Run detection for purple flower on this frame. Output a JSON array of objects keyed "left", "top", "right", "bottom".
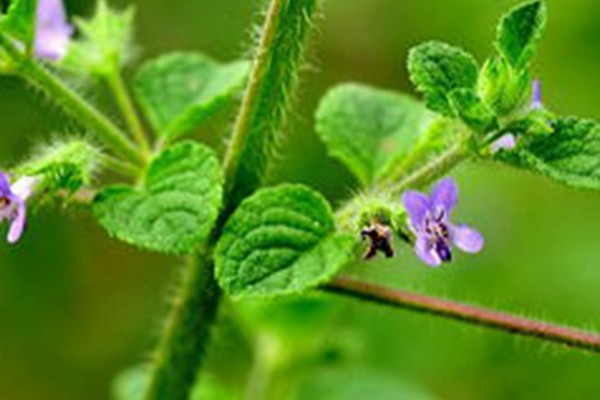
[
  {"left": 402, "top": 178, "right": 483, "bottom": 267},
  {"left": 490, "top": 133, "right": 517, "bottom": 153},
  {"left": 0, "top": 172, "right": 38, "bottom": 244},
  {"left": 34, "top": 0, "right": 73, "bottom": 61},
  {"left": 531, "top": 79, "right": 542, "bottom": 110}
]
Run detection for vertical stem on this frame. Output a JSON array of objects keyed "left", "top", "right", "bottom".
[
  {"left": 143, "top": 1, "right": 321, "bottom": 398},
  {"left": 105, "top": 71, "right": 152, "bottom": 157},
  {"left": 143, "top": 254, "right": 221, "bottom": 400},
  {"left": 0, "top": 34, "right": 144, "bottom": 165},
  {"left": 222, "top": 0, "right": 321, "bottom": 212}
]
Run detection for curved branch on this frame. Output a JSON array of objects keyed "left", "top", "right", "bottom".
[{"left": 323, "top": 276, "right": 600, "bottom": 353}]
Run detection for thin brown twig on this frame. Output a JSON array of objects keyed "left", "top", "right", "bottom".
[{"left": 322, "top": 276, "right": 600, "bottom": 354}]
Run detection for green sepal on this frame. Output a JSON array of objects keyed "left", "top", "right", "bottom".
[
  {"left": 477, "top": 56, "right": 530, "bottom": 115},
  {"left": 60, "top": 0, "right": 135, "bottom": 77},
  {"left": 16, "top": 138, "right": 100, "bottom": 194}
]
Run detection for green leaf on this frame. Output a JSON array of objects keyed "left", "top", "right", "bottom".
[
  {"left": 60, "top": 0, "right": 135, "bottom": 76},
  {"left": 0, "top": 0, "right": 38, "bottom": 49},
  {"left": 215, "top": 184, "right": 356, "bottom": 298},
  {"left": 112, "top": 366, "right": 233, "bottom": 400},
  {"left": 448, "top": 88, "right": 497, "bottom": 133},
  {"left": 112, "top": 366, "right": 147, "bottom": 400},
  {"left": 496, "top": 0, "right": 546, "bottom": 68},
  {"left": 315, "top": 83, "right": 434, "bottom": 185},
  {"left": 497, "top": 117, "right": 600, "bottom": 189},
  {"left": 292, "top": 368, "right": 438, "bottom": 400},
  {"left": 93, "top": 141, "right": 223, "bottom": 254},
  {"left": 408, "top": 41, "right": 479, "bottom": 115},
  {"left": 133, "top": 52, "right": 249, "bottom": 140},
  {"left": 237, "top": 295, "right": 341, "bottom": 342},
  {"left": 16, "top": 139, "right": 100, "bottom": 193}
]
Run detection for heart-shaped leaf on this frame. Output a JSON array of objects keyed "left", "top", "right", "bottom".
[
  {"left": 93, "top": 141, "right": 223, "bottom": 254},
  {"left": 215, "top": 184, "right": 356, "bottom": 299},
  {"left": 134, "top": 52, "right": 249, "bottom": 140}
]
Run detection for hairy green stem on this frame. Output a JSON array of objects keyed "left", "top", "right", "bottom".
[
  {"left": 222, "top": 0, "right": 321, "bottom": 212},
  {"left": 336, "top": 142, "right": 469, "bottom": 230},
  {"left": 0, "top": 34, "right": 144, "bottom": 165},
  {"left": 105, "top": 71, "right": 152, "bottom": 157},
  {"left": 324, "top": 277, "right": 600, "bottom": 353},
  {"left": 386, "top": 141, "right": 469, "bottom": 197},
  {"left": 143, "top": 1, "right": 321, "bottom": 398},
  {"left": 143, "top": 254, "right": 221, "bottom": 400}
]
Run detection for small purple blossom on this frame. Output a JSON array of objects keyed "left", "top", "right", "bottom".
[
  {"left": 402, "top": 178, "right": 483, "bottom": 267},
  {"left": 34, "top": 0, "right": 74, "bottom": 61},
  {"left": 490, "top": 133, "right": 517, "bottom": 152},
  {"left": 531, "top": 79, "right": 543, "bottom": 110},
  {"left": 0, "top": 172, "right": 38, "bottom": 244}
]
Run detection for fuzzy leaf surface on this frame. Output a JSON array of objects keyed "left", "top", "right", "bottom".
[
  {"left": 497, "top": 117, "right": 600, "bottom": 189},
  {"left": 449, "top": 88, "right": 497, "bottom": 133},
  {"left": 496, "top": 0, "right": 546, "bottom": 68},
  {"left": 17, "top": 139, "right": 99, "bottom": 193},
  {"left": 215, "top": 184, "right": 356, "bottom": 298},
  {"left": 316, "top": 83, "right": 434, "bottom": 185},
  {"left": 408, "top": 41, "right": 479, "bottom": 115},
  {"left": 134, "top": 52, "right": 249, "bottom": 140},
  {"left": 94, "top": 141, "right": 223, "bottom": 254},
  {"left": 60, "top": 0, "right": 135, "bottom": 76}
]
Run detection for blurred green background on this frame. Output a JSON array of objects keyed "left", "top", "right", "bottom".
[{"left": 1, "top": 0, "right": 599, "bottom": 399}]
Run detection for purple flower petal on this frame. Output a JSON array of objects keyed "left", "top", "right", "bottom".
[
  {"left": 7, "top": 199, "right": 26, "bottom": 244},
  {"left": 402, "top": 191, "right": 430, "bottom": 229},
  {"left": 451, "top": 224, "right": 484, "bottom": 253},
  {"left": 0, "top": 171, "right": 11, "bottom": 195},
  {"left": 430, "top": 177, "right": 458, "bottom": 216},
  {"left": 531, "top": 79, "right": 542, "bottom": 109},
  {"left": 34, "top": 0, "right": 73, "bottom": 61},
  {"left": 38, "top": 0, "right": 68, "bottom": 22},
  {"left": 11, "top": 177, "right": 38, "bottom": 200},
  {"left": 490, "top": 134, "right": 517, "bottom": 153},
  {"left": 415, "top": 236, "right": 442, "bottom": 267}
]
